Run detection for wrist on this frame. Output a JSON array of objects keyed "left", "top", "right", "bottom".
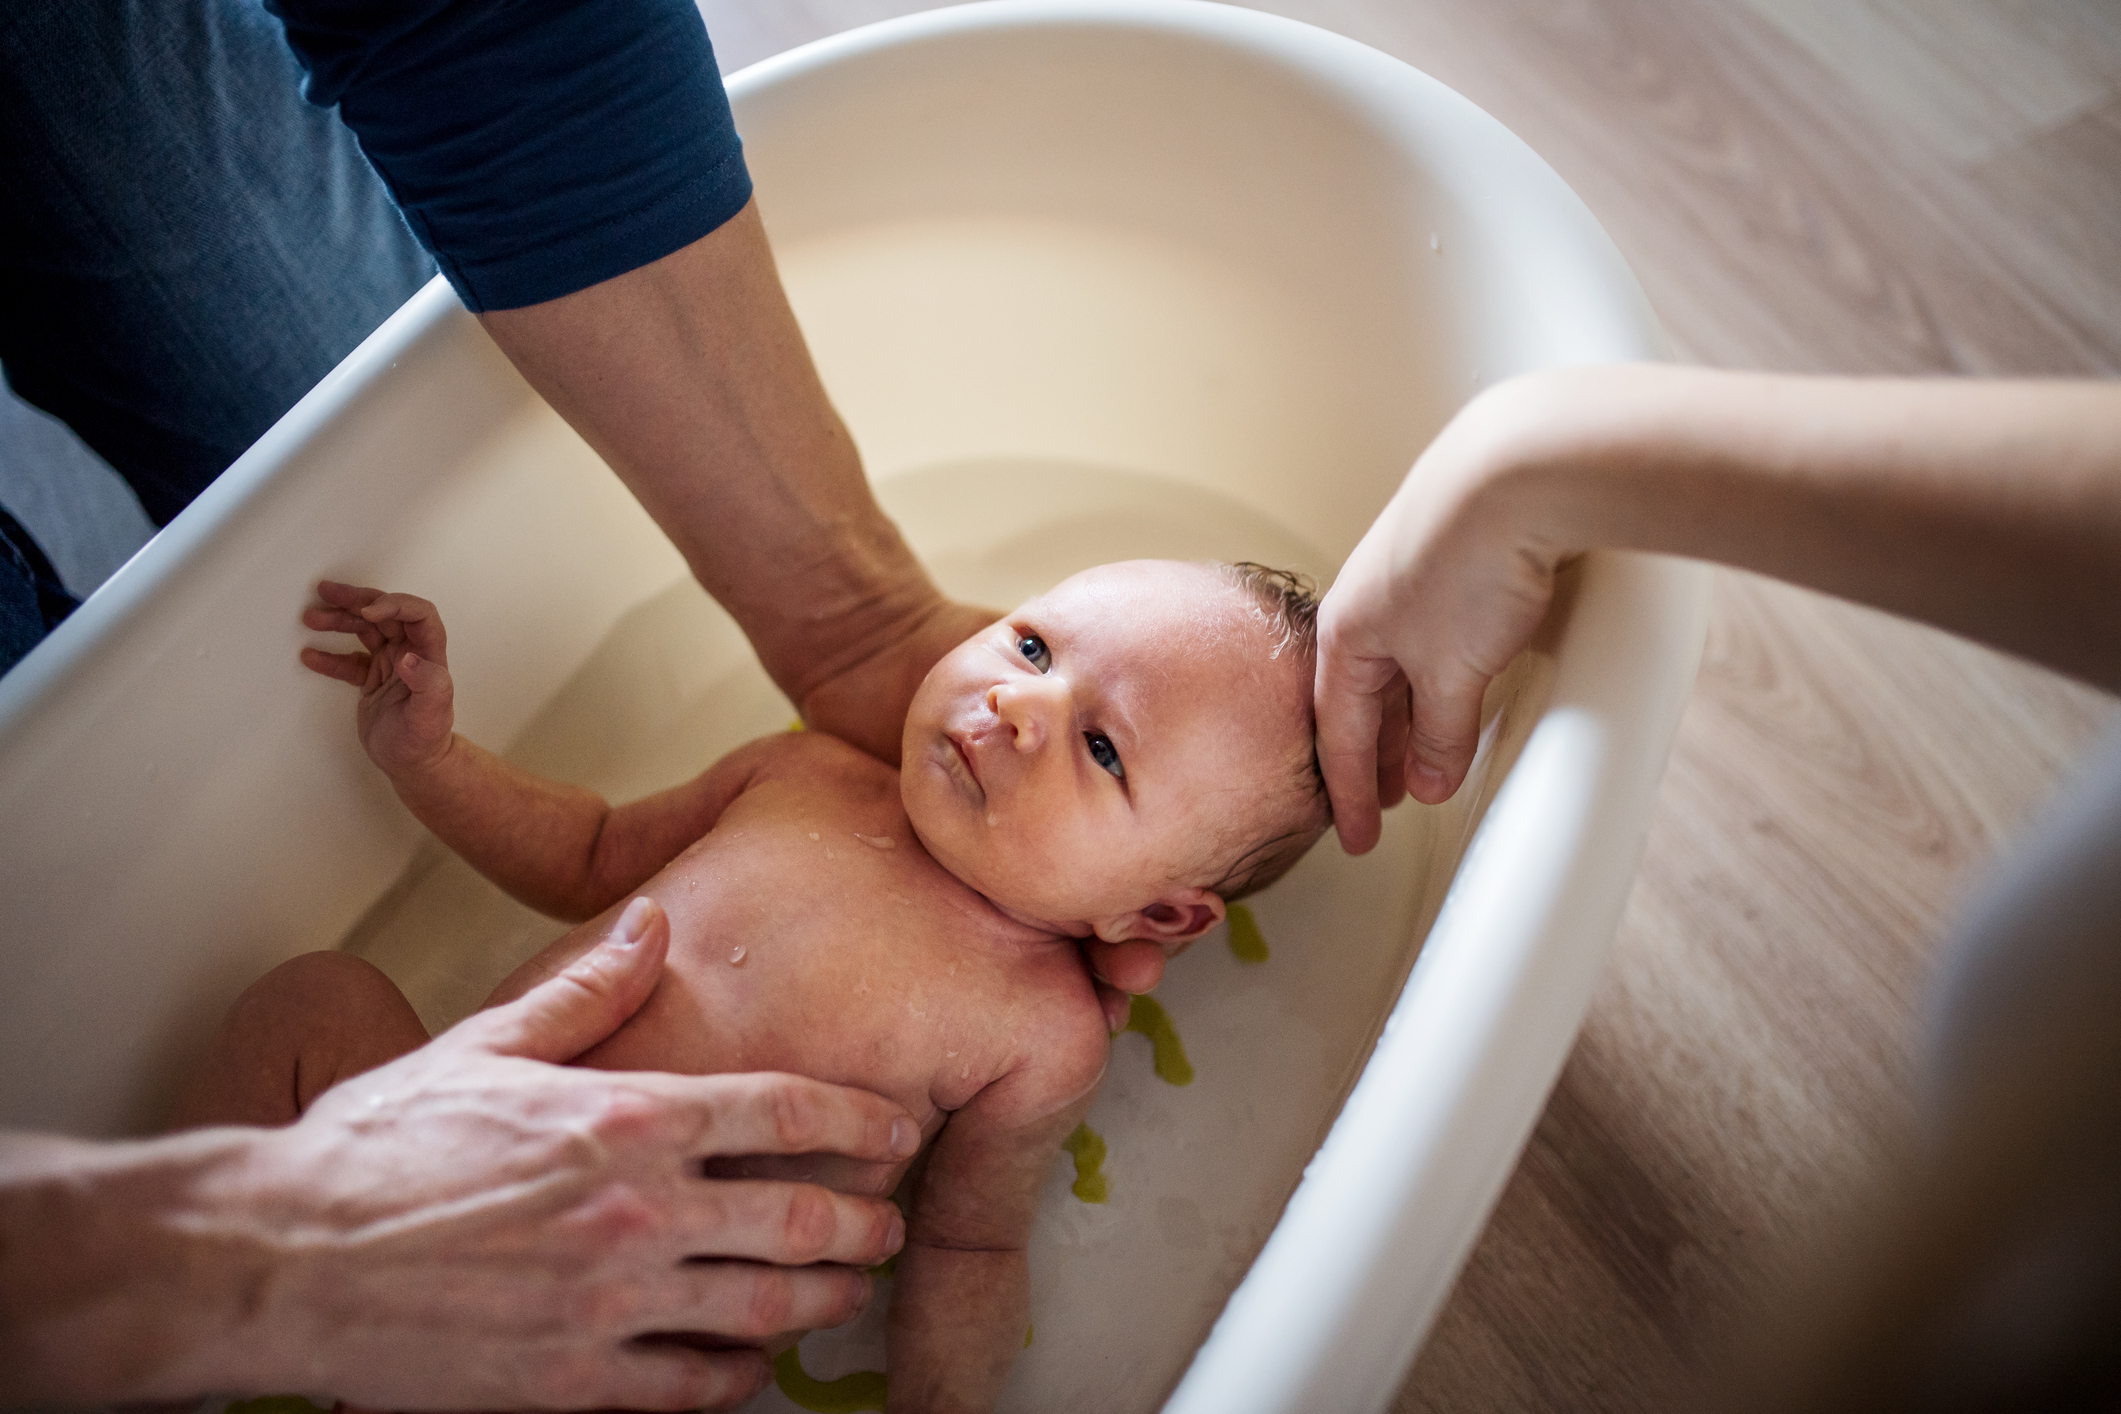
[
  {"left": 384, "top": 731, "right": 462, "bottom": 800},
  {"left": 0, "top": 1128, "right": 290, "bottom": 1403},
  {"left": 1452, "top": 363, "right": 1708, "bottom": 563}
]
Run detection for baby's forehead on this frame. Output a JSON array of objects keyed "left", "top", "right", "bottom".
[
  {"left": 1027, "top": 560, "right": 1243, "bottom": 628},
  {"left": 1036, "top": 561, "right": 1311, "bottom": 726}
]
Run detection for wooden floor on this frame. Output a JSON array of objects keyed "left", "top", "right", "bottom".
[
  {"left": 697, "top": 0, "right": 2121, "bottom": 1406},
  {"left": 8, "top": 0, "right": 2105, "bottom": 1405}
]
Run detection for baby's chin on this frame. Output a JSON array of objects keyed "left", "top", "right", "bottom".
[{"left": 899, "top": 790, "right": 1106, "bottom": 932}]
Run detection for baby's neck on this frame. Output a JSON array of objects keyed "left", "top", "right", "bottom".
[{"left": 893, "top": 802, "right": 1089, "bottom": 947}]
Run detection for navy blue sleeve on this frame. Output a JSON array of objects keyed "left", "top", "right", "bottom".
[{"left": 266, "top": 0, "right": 751, "bottom": 312}]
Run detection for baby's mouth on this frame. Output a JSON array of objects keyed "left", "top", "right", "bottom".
[{"left": 945, "top": 731, "right": 986, "bottom": 804}]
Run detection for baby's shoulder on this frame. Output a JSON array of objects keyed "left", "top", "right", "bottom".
[
  {"left": 985, "top": 955, "right": 1111, "bottom": 1116},
  {"left": 721, "top": 727, "right": 897, "bottom": 802}
]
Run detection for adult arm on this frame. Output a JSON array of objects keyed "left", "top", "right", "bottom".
[
  {"left": 477, "top": 202, "right": 991, "bottom": 762},
  {"left": 1317, "top": 366, "right": 2121, "bottom": 850},
  {"left": 0, "top": 902, "right": 918, "bottom": 1410},
  {"left": 265, "top": 0, "right": 986, "bottom": 761}
]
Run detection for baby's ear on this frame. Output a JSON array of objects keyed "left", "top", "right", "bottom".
[{"left": 1091, "top": 887, "right": 1226, "bottom": 950}]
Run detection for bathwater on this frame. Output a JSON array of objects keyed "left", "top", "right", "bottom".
[{"left": 340, "top": 458, "right": 1439, "bottom": 1412}]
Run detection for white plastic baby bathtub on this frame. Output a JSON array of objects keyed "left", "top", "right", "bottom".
[{"left": 0, "top": 3, "right": 1707, "bottom": 1410}]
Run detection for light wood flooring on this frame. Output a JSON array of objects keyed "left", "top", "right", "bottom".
[
  {"left": 9, "top": 0, "right": 2107, "bottom": 1406},
  {"left": 698, "top": 0, "right": 2121, "bottom": 1406}
]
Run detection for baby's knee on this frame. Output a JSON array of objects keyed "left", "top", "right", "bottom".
[{"left": 222, "top": 951, "right": 399, "bottom": 1033}]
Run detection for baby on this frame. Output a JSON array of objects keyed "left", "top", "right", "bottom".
[{"left": 178, "top": 558, "right": 1329, "bottom": 1412}]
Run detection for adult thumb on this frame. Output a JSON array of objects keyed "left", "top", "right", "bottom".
[{"left": 460, "top": 896, "right": 670, "bottom": 1063}]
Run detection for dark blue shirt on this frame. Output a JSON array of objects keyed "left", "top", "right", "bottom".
[{"left": 267, "top": 0, "right": 751, "bottom": 312}]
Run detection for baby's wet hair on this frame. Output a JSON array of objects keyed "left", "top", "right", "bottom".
[
  {"left": 1216, "top": 561, "right": 1322, "bottom": 666},
  {"left": 1207, "top": 561, "right": 1332, "bottom": 902}
]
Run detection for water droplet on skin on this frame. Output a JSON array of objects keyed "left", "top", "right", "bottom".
[
  {"left": 825, "top": 847, "right": 837, "bottom": 860},
  {"left": 729, "top": 945, "right": 746, "bottom": 965},
  {"left": 961, "top": 1064, "right": 970, "bottom": 1079},
  {"left": 808, "top": 832, "right": 820, "bottom": 841},
  {"left": 855, "top": 833, "right": 894, "bottom": 850},
  {"left": 985, "top": 812, "right": 998, "bottom": 827}
]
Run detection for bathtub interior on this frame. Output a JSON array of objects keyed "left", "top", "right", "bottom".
[
  {"left": 0, "top": 6, "right": 1683, "bottom": 1413},
  {"left": 347, "top": 15, "right": 1605, "bottom": 1411}
]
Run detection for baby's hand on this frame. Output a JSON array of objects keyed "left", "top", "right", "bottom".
[{"left": 301, "top": 581, "right": 456, "bottom": 780}]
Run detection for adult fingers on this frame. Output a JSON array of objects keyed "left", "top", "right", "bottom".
[
  {"left": 1081, "top": 938, "right": 1164, "bottom": 999},
  {"left": 1403, "top": 671, "right": 1491, "bottom": 805},
  {"left": 1313, "top": 646, "right": 1393, "bottom": 855},
  {"left": 661, "top": 1187, "right": 903, "bottom": 1271},
  {"left": 538, "top": 1342, "right": 771, "bottom": 1414},
  {"left": 1373, "top": 677, "right": 1412, "bottom": 811},
  {"left": 1091, "top": 978, "right": 1132, "bottom": 1033},
  {"left": 456, "top": 897, "right": 669, "bottom": 1063},
  {"left": 681, "top": 1072, "right": 920, "bottom": 1167}
]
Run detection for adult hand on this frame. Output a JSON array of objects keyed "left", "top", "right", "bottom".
[
  {"left": 1080, "top": 937, "right": 1200, "bottom": 1031},
  {"left": 1, "top": 901, "right": 918, "bottom": 1411},
  {"left": 1318, "top": 364, "right": 2121, "bottom": 854},
  {"left": 798, "top": 598, "right": 1001, "bottom": 764},
  {"left": 1315, "top": 375, "right": 1579, "bottom": 852}
]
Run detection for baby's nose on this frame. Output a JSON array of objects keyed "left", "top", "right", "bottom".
[{"left": 988, "top": 678, "right": 1063, "bottom": 752}]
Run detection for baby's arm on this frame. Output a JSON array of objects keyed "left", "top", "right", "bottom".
[
  {"left": 302, "top": 581, "right": 769, "bottom": 921},
  {"left": 886, "top": 1056, "right": 1105, "bottom": 1413}
]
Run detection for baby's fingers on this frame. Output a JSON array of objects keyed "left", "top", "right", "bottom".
[
  {"left": 301, "top": 646, "right": 370, "bottom": 686},
  {"left": 315, "top": 579, "right": 384, "bottom": 611},
  {"left": 361, "top": 592, "right": 447, "bottom": 663},
  {"left": 395, "top": 650, "right": 452, "bottom": 698},
  {"left": 302, "top": 604, "right": 385, "bottom": 651}
]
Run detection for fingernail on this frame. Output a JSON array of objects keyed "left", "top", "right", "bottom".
[
  {"left": 885, "top": 1207, "right": 907, "bottom": 1254},
  {"left": 1411, "top": 763, "right": 1450, "bottom": 798},
  {"left": 890, "top": 1116, "right": 919, "bottom": 1158},
  {"left": 615, "top": 897, "right": 653, "bottom": 947}
]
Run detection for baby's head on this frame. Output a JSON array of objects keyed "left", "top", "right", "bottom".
[{"left": 901, "top": 559, "right": 1330, "bottom": 951}]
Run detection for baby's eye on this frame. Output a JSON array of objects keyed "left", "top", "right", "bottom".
[
  {"left": 1084, "top": 732, "right": 1124, "bottom": 780},
  {"left": 1017, "top": 633, "right": 1052, "bottom": 672}
]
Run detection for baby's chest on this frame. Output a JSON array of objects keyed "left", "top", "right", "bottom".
[{"left": 585, "top": 806, "right": 1050, "bottom": 1115}]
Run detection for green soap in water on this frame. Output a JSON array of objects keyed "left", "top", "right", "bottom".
[
  {"left": 1226, "top": 901, "right": 1269, "bottom": 963},
  {"left": 773, "top": 1345, "right": 887, "bottom": 1413},
  {"left": 1025, "top": 1322, "right": 1035, "bottom": 1347},
  {"left": 225, "top": 1400, "right": 327, "bottom": 1414},
  {"left": 1124, "top": 994, "right": 1195, "bottom": 1085},
  {"left": 866, "top": 1251, "right": 898, "bottom": 1278},
  {"left": 1062, "top": 1121, "right": 1109, "bottom": 1203}
]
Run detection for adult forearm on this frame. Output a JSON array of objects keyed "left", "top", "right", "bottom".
[
  {"left": 0, "top": 1129, "right": 281, "bottom": 1402},
  {"left": 477, "top": 202, "right": 946, "bottom": 710},
  {"left": 1485, "top": 367, "right": 2121, "bottom": 691}
]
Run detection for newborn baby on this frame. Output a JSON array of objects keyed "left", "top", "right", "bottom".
[{"left": 178, "top": 559, "right": 1329, "bottom": 1412}]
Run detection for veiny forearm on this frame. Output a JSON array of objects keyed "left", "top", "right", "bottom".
[
  {"left": 477, "top": 201, "right": 947, "bottom": 711},
  {"left": 1485, "top": 367, "right": 2121, "bottom": 692},
  {"left": 0, "top": 1130, "right": 285, "bottom": 1403}
]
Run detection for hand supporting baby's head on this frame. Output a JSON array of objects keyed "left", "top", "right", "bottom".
[{"left": 899, "top": 559, "right": 1330, "bottom": 953}]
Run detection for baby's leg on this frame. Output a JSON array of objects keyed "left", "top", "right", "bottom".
[{"left": 169, "top": 952, "right": 429, "bottom": 1130}]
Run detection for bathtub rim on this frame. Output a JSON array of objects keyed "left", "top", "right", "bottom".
[{"left": 0, "top": 3, "right": 1711, "bottom": 1409}]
